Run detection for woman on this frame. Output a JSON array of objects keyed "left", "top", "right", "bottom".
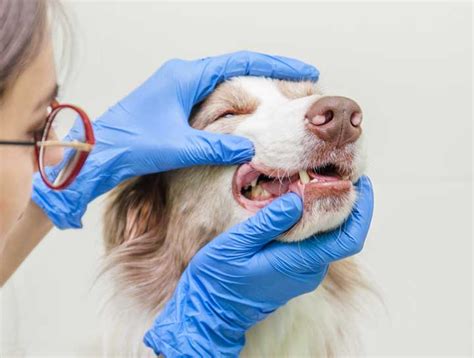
[{"left": 0, "top": 0, "right": 374, "bottom": 356}]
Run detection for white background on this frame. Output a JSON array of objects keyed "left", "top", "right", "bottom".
[{"left": 1, "top": 1, "right": 472, "bottom": 356}]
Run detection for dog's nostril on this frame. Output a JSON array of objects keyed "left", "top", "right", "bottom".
[
  {"left": 350, "top": 112, "right": 362, "bottom": 127},
  {"left": 311, "top": 110, "right": 334, "bottom": 126},
  {"left": 324, "top": 110, "right": 334, "bottom": 123}
]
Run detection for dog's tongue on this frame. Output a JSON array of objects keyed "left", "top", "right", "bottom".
[{"left": 260, "top": 178, "right": 292, "bottom": 196}]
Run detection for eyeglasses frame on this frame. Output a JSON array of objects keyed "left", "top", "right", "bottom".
[{"left": 0, "top": 100, "right": 95, "bottom": 190}]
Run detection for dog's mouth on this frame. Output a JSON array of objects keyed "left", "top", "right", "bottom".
[{"left": 232, "top": 162, "right": 353, "bottom": 212}]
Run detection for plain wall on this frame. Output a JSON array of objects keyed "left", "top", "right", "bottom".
[{"left": 1, "top": 1, "right": 472, "bottom": 356}]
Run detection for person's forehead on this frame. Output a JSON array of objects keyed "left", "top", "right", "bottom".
[{"left": 29, "top": 39, "right": 57, "bottom": 101}]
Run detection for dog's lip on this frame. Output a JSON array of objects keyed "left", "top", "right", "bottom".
[{"left": 232, "top": 163, "right": 352, "bottom": 213}]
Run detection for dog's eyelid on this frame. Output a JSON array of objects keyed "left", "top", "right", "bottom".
[
  {"left": 214, "top": 110, "right": 238, "bottom": 121},
  {"left": 214, "top": 107, "right": 250, "bottom": 121}
]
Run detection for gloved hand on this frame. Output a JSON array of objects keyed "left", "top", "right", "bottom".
[
  {"left": 143, "top": 176, "right": 374, "bottom": 357},
  {"left": 31, "top": 51, "right": 319, "bottom": 229}
]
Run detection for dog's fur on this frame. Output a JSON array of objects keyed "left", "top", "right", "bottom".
[{"left": 100, "top": 77, "right": 371, "bottom": 356}]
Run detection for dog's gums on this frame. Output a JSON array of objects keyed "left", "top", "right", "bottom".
[{"left": 232, "top": 163, "right": 352, "bottom": 212}]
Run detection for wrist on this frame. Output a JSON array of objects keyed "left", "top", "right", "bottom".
[
  {"left": 31, "top": 157, "right": 102, "bottom": 229},
  {"left": 144, "top": 312, "right": 246, "bottom": 358},
  {"left": 31, "top": 121, "right": 129, "bottom": 229},
  {"left": 143, "top": 273, "right": 247, "bottom": 357}
]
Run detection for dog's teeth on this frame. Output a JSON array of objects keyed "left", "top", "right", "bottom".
[
  {"left": 250, "top": 184, "right": 271, "bottom": 200},
  {"left": 251, "top": 185, "right": 262, "bottom": 198},
  {"left": 260, "top": 188, "right": 271, "bottom": 199},
  {"left": 250, "top": 178, "right": 258, "bottom": 187},
  {"left": 299, "top": 170, "right": 310, "bottom": 184}
]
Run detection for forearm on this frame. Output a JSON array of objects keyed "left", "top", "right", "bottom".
[{"left": 0, "top": 200, "right": 53, "bottom": 286}]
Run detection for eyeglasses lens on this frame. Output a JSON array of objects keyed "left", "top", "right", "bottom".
[{"left": 38, "top": 107, "right": 87, "bottom": 187}]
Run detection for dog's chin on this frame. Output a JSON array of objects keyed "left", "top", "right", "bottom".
[{"left": 278, "top": 188, "right": 357, "bottom": 242}]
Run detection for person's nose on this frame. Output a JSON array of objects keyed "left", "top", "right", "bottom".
[{"left": 305, "top": 96, "right": 362, "bottom": 147}]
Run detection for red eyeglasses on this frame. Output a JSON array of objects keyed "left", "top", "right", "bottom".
[{"left": 0, "top": 100, "right": 95, "bottom": 190}]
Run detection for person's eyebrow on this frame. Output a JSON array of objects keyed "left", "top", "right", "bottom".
[{"left": 35, "top": 83, "right": 59, "bottom": 110}]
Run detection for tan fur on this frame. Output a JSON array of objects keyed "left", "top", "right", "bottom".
[
  {"left": 276, "top": 80, "right": 322, "bottom": 99},
  {"left": 101, "top": 78, "right": 372, "bottom": 356},
  {"left": 191, "top": 79, "right": 260, "bottom": 131}
]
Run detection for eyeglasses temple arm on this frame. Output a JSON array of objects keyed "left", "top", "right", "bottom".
[
  {"left": 0, "top": 140, "right": 36, "bottom": 146},
  {"left": 37, "top": 140, "right": 94, "bottom": 152}
]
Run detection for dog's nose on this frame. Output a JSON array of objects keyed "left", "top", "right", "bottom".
[{"left": 305, "top": 96, "right": 362, "bottom": 147}]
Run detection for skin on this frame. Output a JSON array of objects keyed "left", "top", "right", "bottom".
[{"left": 0, "top": 36, "right": 57, "bottom": 285}]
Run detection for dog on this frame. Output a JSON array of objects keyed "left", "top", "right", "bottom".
[{"left": 100, "top": 76, "right": 371, "bottom": 356}]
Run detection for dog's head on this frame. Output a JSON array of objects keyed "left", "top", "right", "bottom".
[
  {"left": 102, "top": 77, "right": 366, "bottom": 304},
  {"left": 177, "top": 77, "right": 365, "bottom": 241}
]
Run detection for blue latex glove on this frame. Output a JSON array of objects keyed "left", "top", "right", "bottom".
[
  {"left": 143, "top": 176, "right": 374, "bottom": 357},
  {"left": 31, "top": 51, "right": 319, "bottom": 229}
]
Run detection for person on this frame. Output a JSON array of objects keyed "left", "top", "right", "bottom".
[{"left": 0, "top": 0, "right": 374, "bottom": 356}]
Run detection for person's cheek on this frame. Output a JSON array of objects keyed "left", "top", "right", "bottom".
[
  {"left": 33, "top": 144, "right": 39, "bottom": 172},
  {"left": 43, "top": 147, "right": 64, "bottom": 167},
  {"left": 0, "top": 146, "right": 36, "bottom": 239},
  {"left": 43, "top": 129, "right": 64, "bottom": 167}
]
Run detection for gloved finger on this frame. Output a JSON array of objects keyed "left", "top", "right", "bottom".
[
  {"left": 209, "top": 192, "right": 303, "bottom": 255},
  {"left": 191, "top": 51, "right": 320, "bottom": 104},
  {"left": 263, "top": 176, "right": 374, "bottom": 272},
  {"left": 178, "top": 129, "right": 255, "bottom": 167},
  {"left": 325, "top": 175, "right": 375, "bottom": 261}
]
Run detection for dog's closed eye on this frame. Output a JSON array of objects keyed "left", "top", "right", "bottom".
[
  {"left": 191, "top": 80, "right": 260, "bottom": 130},
  {"left": 221, "top": 112, "right": 236, "bottom": 119},
  {"left": 213, "top": 110, "right": 240, "bottom": 121}
]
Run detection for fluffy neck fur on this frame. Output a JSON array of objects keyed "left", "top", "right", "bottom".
[{"left": 100, "top": 169, "right": 372, "bottom": 357}]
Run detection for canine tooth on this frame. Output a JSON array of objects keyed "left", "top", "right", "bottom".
[
  {"left": 299, "top": 170, "right": 310, "bottom": 184},
  {"left": 250, "top": 178, "right": 258, "bottom": 187}
]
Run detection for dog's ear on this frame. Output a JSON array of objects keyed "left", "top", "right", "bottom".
[
  {"left": 101, "top": 173, "right": 180, "bottom": 311},
  {"left": 103, "top": 174, "right": 167, "bottom": 252}
]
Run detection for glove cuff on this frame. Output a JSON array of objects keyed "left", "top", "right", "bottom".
[
  {"left": 143, "top": 273, "right": 246, "bottom": 357},
  {"left": 31, "top": 173, "right": 87, "bottom": 229},
  {"left": 143, "top": 318, "right": 245, "bottom": 358}
]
